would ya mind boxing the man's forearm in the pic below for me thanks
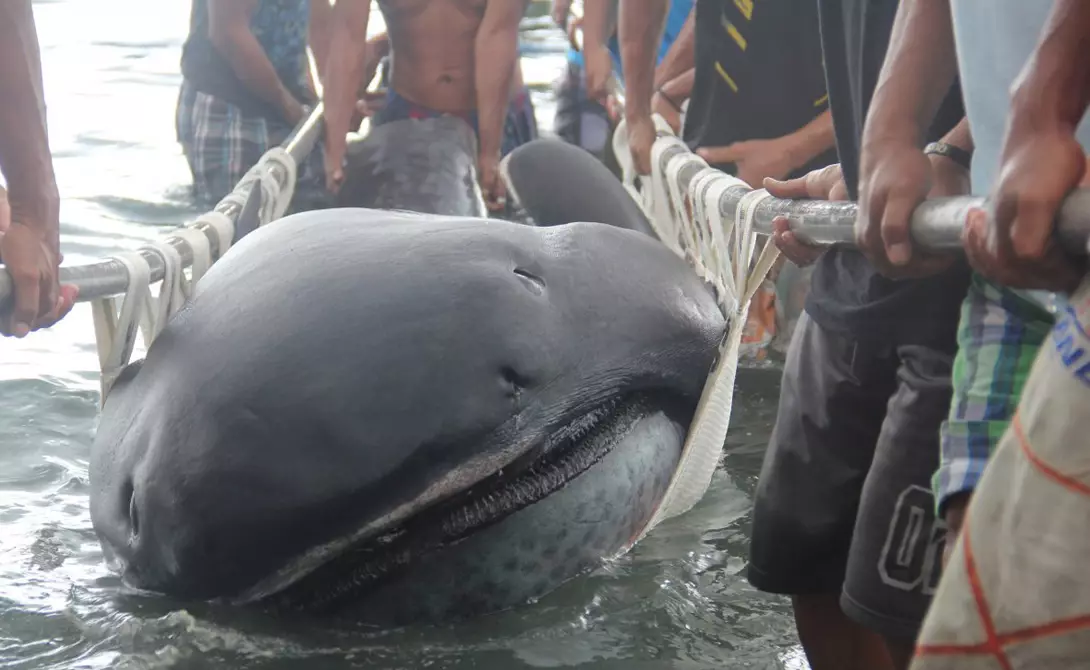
[941,116,973,152]
[323,0,371,149]
[475,22,521,160]
[785,108,835,171]
[864,0,959,146]
[653,8,694,88]
[214,26,299,117]
[658,68,694,105]
[1010,0,1090,131]
[308,0,333,84]
[619,0,668,120]
[581,0,617,54]
[0,0,58,239]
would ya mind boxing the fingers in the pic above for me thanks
[6,264,40,338]
[878,188,918,266]
[696,144,740,165]
[32,282,77,332]
[771,216,823,267]
[965,204,1083,292]
[828,178,850,201]
[762,175,812,200]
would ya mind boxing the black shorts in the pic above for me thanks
[746,311,952,641]
[552,62,612,160]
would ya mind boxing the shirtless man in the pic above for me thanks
[322,0,530,211]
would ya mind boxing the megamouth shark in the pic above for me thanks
[89,118,727,626]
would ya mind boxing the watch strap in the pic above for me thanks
[924,141,972,171]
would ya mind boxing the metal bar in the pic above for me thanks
[0,103,326,305]
[653,140,1090,256]
[583,17,1090,255]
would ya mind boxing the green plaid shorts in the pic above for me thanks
[933,273,1058,513]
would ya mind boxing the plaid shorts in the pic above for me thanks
[933,273,1058,513]
[175,79,325,207]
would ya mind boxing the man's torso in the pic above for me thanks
[379,0,488,114]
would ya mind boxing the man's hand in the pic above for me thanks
[323,133,347,193]
[584,43,614,103]
[697,136,800,189]
[856,138,959,278]
[0,197,77,338]
[478,152,506,212]
[651,91,682,133]
[761,164,847,267]
[551,0,572,28]
[963,131,1086,293]
[626,113,656,176]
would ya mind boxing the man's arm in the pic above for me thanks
[619,0,668,126]
[653,7,694,89]
[0,1,76,337]
[207,0,304,124]
[308,0,333,86]
[962,0,1090,293]
[855,0,961,275]
[619,0,668,174]
[0,0,56,245]
[1011,0,1090,135]
[581,0,618,100]
[863,0,959,148]
[320,0,371,191]
[475,0,528,167]
[657,68,694,105]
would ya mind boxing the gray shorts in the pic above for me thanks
[746,311,953,641]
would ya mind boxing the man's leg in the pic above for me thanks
[748,312,900,670]
[839,343,956,670]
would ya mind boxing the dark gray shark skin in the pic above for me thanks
[335,116,488,218]
[502,138,657,237]
[88,208,725,626]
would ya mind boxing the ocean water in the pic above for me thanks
[0,2,805,667]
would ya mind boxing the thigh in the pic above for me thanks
[747,312,897,595]
[841,343,954,641]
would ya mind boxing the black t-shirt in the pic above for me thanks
[682,0,838,180]
[806,0,971,352]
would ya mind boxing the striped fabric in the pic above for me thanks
[932,273,1057,513]
[175,80,325,205]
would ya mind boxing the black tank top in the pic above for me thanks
[681,0,837,179]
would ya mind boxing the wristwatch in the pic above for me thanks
[923,141,972,171]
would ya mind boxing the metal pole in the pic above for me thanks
[570,13,1090,256]
[0,103,326,305]
[650,131,1090,257]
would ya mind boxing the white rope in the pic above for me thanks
[615,120,785,537]
[171,227,212,296]
[192,210,234,262]
[138,237,186,347]
[259,147,297,223]
[92,251,151,404]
